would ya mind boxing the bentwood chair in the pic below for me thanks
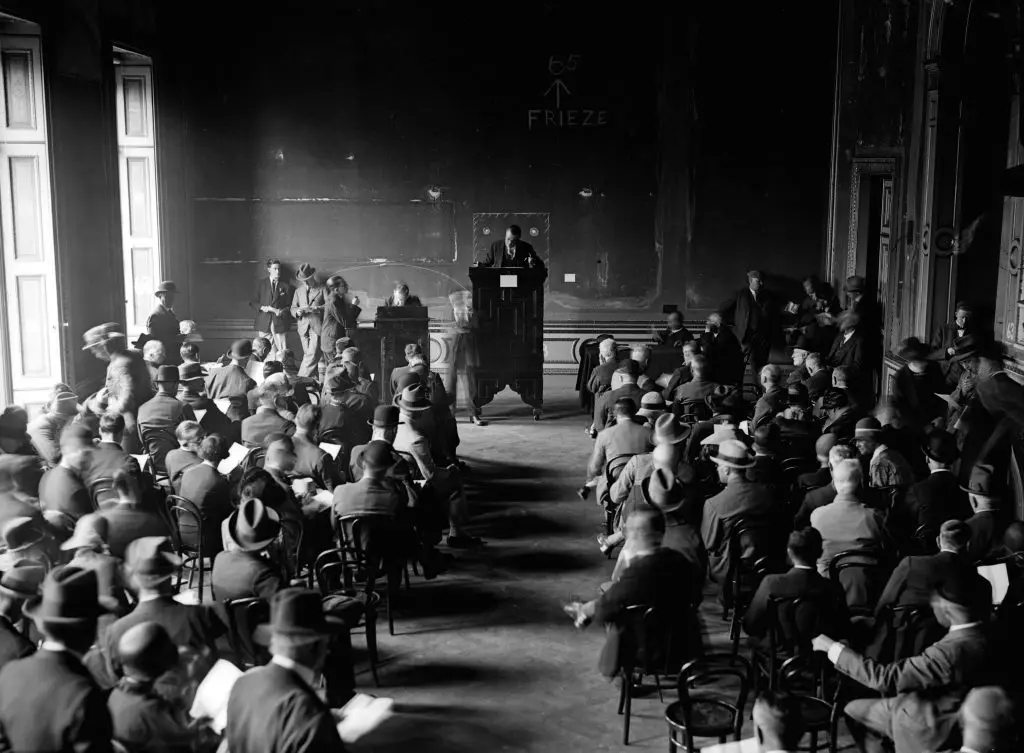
[665,656,752,753]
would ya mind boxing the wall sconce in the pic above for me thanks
[345,153,356,161]
[273,148,285,163]
[427,186,442,200]
[529,227,540,237]
[579,187,593,198]
[482,226,492,236]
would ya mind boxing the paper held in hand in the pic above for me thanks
[655,373,673,389]
[189,659,243,734]
[785,301,800,315]
[213,398,232,414]
[319,442,342,460]
[217,443,250,475]
[935,392,960,411]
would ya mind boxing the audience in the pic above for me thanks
[205,339,257,422]
[86,412,141,488]
[579,397,652,501]
[672,355,719,411]
[661,340,701,402]
[594,360,646,432]
[753,365,786,430]
[178,434,234,557]
[165,420,205,493]
[0,561,44,669]
[963,463,1005,562]
[803,351,832,402]
[900,431,970,549]
[852,416,915,489]
[101,470,172,558]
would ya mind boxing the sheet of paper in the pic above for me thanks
[785,301,799,315]
[217,442,249,475]
[130,454,149,472]
[655,373,673,388]
[213,398,232,414]
[336,695,394,743]
[319,442,342,460]
[935,392,960,410]
[978,563,1009,605]
[499,274,518,288]
[291,478,315,497]
[245,358,265,384]
[190,659,243,734]
[193,408,207,423]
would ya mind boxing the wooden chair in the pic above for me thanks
[603,453,636,535]
[336,514,404,637]
[139,425,177,486]
[751,596,828,695]
[665,656,752,753]
[616,604,678,745]
[775,661,835,753]
[223,596,270,668]
[724,522,783,643]
[314,547,380,686]
[827,549,890,617]
[166,494,212,603]
[88,476,118,510]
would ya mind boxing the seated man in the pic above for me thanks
[608,414,692,518]
[137,365,196,440]
[164,420,204,494]
[630,344,660,392]
[787,336,812,387]
[653,310,693,348]
[744,527,848,640]
[813,572,1000,753]
[564,508,702,678]
[177,361,237,444]
[803,352,832,403]
[319,367,374,452]
[0,561,44,671]
[85,411,142,488]
[38,423,94,521]
[205,339,257,422]
[593,360,646,433]
[952,686,1016,753]
[390,343,422,396]
[794,444,858,529]
[795,432,839,493]
[900,431,970,550]
[291,404,343,492]
[349,406,414,482]
[853,417,915,489]
[671,355,719,411]
[101,471,172,559]
[661,340,701,403]
[178,434,234,557]
[212,497,285,601]
[752,364,787,431]
[242,379,296,448]
[587,337,620,403]
[963,463,1006,562]
[578,397,652,501]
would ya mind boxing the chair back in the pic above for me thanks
[336,514,404,589]
[618,604,676,677]
[166,494,202,555]
[89,477,118,510]
[139,425,177,479]
[605,454,635,485]
[239,446,266,476]
[768,595,826,657]
[827,548,889,615]
[680,400,711,422]
[223,596,270,668]
[887,604,941,660]
[675,656,752,737]
[314,547,349,594]
[276,517,303,583]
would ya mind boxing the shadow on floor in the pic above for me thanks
[490,549,597,574]
[470,511,576,539]
[460,459,564,480]
[380,660,528,688]
[357,703,541,752]
[468,481,567,505]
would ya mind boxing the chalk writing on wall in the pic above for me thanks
[527,55,609,130]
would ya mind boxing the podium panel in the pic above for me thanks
[468,267,546,418]
[374,307,429,403]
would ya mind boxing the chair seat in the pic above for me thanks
[793,696,830,729]
[665,699,736,736]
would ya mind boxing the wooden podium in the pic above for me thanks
[468,266,546,419]
[374,306,429,403]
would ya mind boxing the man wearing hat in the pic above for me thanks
[0,561,43,669]
[787,334,813,387]
[290,263,327,380]
[594,359,647,433]
[145,280,182,364]
[853,416,915,489]
[83,322,154,453]
[774,383,819,458]
[249,258,294,362]
[319,367,374,450]
[813,570,999,753]
[292,404,343,492]
[645,466,706,584]
[719,269,780,396]
[61,513,130,621]
[747,423,784,486]
[0,566,115,751]
[320,276,361,350]
[138,366,198,462]
[212,498,284,602]
[893,337,946,434]
[349,405,411,482]
[901,432,970,548]
[701,438,780,588]
[962,463,1006,562]
[580,397,653,502]
[178,362,238,444]
[699,312,745,387]
[107,622,195,753]
[826,310,869,386]
[205,339,258,422]
[637,391,667,426]
[242,379,296,448]
[26,389,78,464]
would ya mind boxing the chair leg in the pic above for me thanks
[622,675,632,745]
[387,589,395,636]
[654,672,663,702]
[196,556,204,604]
[365,610,380,687]
[810,729,818,753]
[617,674,627,715]
[403,563,411,591]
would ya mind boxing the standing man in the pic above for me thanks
[145,281,181,365]
[249,258,293,362]
[719,270,778,395]
[290,264,326,381]
[83,323,153,454]
[445,290,485,426]
[479,224,546,269]
[320,276,361,349]
[699,312,745,387]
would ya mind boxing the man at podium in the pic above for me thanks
[478,224,546,269]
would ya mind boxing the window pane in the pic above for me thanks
[123,76,147,137]
[127,157,152,237]
[131,247,154,327]
[16,275,48,377]
[2,50,34,129]
[10,156,41,260]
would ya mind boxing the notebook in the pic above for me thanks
[217,442,249,475]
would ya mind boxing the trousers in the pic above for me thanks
[257,326,288,363]
[297,330,323,380]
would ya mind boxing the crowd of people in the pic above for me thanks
[571,270,1024,752]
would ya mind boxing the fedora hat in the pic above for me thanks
[368,405,400,428]
[642,467,685,513]
[854,416,882,436]
[961,462,997,497]
[653,413,690,445]
[950,334,979,362]
[700,424,744,447]
[60,513,108,552]
[898,337,930,361]
[126,536,183,587]
[254,587,347,645]
[712,439,755,469]
[118,621,180,682]
[154,365,179,384]
[923,430,958,465]
[178,362,207,382]
[227,498,281,552]
[326,369,356,396]
[155,281,178,295]
[0,407,28,441]
[230,339,253,359]
[0,560,45,600]
[845,275,866,293]
[23,565,116,625]
[393,383,431,412]
[81,322,125,351]
[296,263,316,281]
[3,516,48,553]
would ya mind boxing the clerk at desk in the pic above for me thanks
[479,224,546,269]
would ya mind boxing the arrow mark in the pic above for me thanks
[544,79,571,109]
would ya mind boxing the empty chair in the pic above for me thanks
[665,656,752,753]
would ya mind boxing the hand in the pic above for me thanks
[260,305,272,313]
[812,634,835,653]
[273,308,283,316]
[947,346,956,356]
[352,296,360,306]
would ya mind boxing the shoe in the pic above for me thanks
[447,534,484,549]
[576,486,590,501]
[589,428,598,439]
[597,534,614,558]
[469,415,488,426]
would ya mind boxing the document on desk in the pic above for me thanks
[217,443,249,475]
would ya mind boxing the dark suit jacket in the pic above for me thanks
[661,365,692,402]
[108,683,193,753]
[348,443,411,482]
[902,470,971,544]
[85,441,140,491]
[179,392,240,445]
[480,239,545,269]
[212,550,282,603]
[146,303,181,356]
[587,359,620,398]
[965,511,1002,563]
[594,383,647,432]
[227,662,345,753]
[699,329,745,386]
[827,330,867,379]
[655,327,693,348]
[101,503,172,559]
[804,367,833,402]
[794,482,837,529]
[333,476,407,520]
[249,278,295,332]
[875,551,980,615]
[893,364,946,432]
[0,619,32,673]
[178,463,233,555]
[0,649,114,753]
[165,448,200,493]
[293,435,343,492]
[205,365,257,422]
[241,408,296,447]
[701,476,780,584]
[743,566,849,639]
[390,365,412,395]
[753,386,787,430]
[320,290,361,344]
[720,288,777,346]
[39,465,93,520]
[797,467,832,491]
[138,395,196,433]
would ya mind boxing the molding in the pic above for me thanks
[846,166,861,277]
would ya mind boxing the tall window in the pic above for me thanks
[0,22,61,413]
[114,49,161,339]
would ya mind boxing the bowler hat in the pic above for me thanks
[178,362,207,382]
[854,416,882,436]
[712,439,755,469]
[393,383,431,412]
[923,431,958,465]
[326,370,356,395]
[154,365,179,384]
[126,536,183,587]
[951,334,979,362]
[638,392,666,422]
[653,413,690,445]
[846,275,866,293]
[898,336,930,361]
[230,339,253,359]
[155,281,178,295]
[792,335,812,353]
[368,405,400,428]
[52,391,79,417]
[362,440,393,472]
[786,383,809,408]
[961,463,997,497]
[3,516,48,553]
[0,560,45,600]
[642,467,685,513]
[296,263,316,281]
[118,622,180,682]
[254,587,346,645]
[227,498,281,552]
[60,513,109,552]
[81,322,125,351]
[23,566,116,625]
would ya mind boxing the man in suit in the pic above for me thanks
[827,310,868,388]
[320,367,374,452]
[654,310,693,348]
[383,280,423,308]
[587,338,620,401]
[719,270,779,394]
[796,433,838,492]
[593,360,647,433]
[701,439,780,587]
[580,397,653,501]
[26,390,77,465]
[671,355,719,409]
[138,365,197,472]
[145,280,182,364]
[290,263,326,380]
[565,507,701,678]
[390,343,422,396]
[930,301,974,386]
[900,432,970,549]
[660,340,700,403]
[744,527,849,640]
[100,473,172,559]
[178,434,234,557]
[962,463,1005,562]
[83,322,154,454]
[794,444,858,528]
[212,498,283,601]
[752,365,787,430]
[178,361,238,444]
[853,416,915,489]
[786,335,813,387]
[699,312,745,387]
[206,339,258,423]
[349,405,411,482]
[39,423,94,521]
[892,338,946,435]
[0,566,115,751]
[85,412,141,489]
[164,420,204,494]
[292,404,343,492]
[803,352,833,403]
[813,572,1000,753]
[320,275,361,348]
[964,356,1024,484]
[478,224,546,269]
[249,258,294,361]
[242,381,296,447]
[0,562,43,671]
